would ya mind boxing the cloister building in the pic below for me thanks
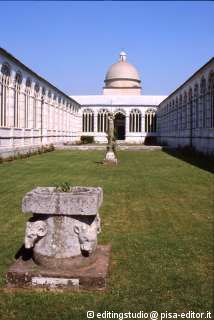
[0,47,213,156]
[157,58,214,154]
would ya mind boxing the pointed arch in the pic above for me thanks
[82,108,94,132]
[0,63,11,127]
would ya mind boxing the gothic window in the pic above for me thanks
[97,109,109,132]
[183,92,187,130]
[82,109,94,132]
[200,77,207,128]
[179,94,182,131]
[175,97,179,130]
[194,83,199,128]
[25,78,31,128]
[145,109,156,133]
[0,63,11,127]
[209,72,214,128]
[188,87,193,130]
[33,82,40,129]
[129,109,142,132]
[14,71,22,128]
[42,87,46,96]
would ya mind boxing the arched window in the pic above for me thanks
[129,109,141,132]
[145,109,157,133]
[200,77,207,128]
[33,82,40,129]
[97,109,109,132]
[47,90,52,130]
[194,83,199,128]
[14,71,22,128]
[0,63,11,127]
[188,87,193,130]
[175,97,179,131]
[82,109,94,132]
[179,94,182,131]
[25,78,31,128]
[183,92,187,130]
[208,72,214,128]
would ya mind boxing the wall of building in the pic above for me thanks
[157,58,214,154]
[81,105,157,143]
[103,88,141,96]
[0,49,81,156]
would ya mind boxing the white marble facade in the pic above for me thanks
[157,58,214,154]
[0,48,81,151]
[0,47,214,154]
[72,95,165,144]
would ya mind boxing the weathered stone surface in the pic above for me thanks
[22,187,103,216]
[104,151,118,164]
[28,214,101,264]
[6,245,111,291]
[6,185,111,291]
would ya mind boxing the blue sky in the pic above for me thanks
[0,1,213,96]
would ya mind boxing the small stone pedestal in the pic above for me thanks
[103,150,118,165]
[6,186,111,291]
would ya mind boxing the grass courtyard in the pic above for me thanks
[0,150,213,320]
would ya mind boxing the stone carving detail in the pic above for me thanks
[22,186,103,268]
[25,220,47,249]
[74,215,101,255]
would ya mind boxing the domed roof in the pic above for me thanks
[105,51,141,82]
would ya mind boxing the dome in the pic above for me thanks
[105,51,141,83]
[103,52,141,95]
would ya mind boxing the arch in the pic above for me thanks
[13,71,23,127]
[24,78,32,129]
[113,108,126,116]
[114,112,126,140]
[208,71,214,128]
[200,77,207,128]
[145,108,156,133]
[0,63,11,127]
[1,63,11,76]
[82,108,94,132]
[193,83,199,129]
[26,77,32,88]
[97,108,109,132]
[129,108,142,132]
[15,71,22,84]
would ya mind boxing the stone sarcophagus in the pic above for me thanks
[6,186,110,291]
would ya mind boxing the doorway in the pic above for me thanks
[114,113,126,140]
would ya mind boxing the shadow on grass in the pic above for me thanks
[163,147,214,174]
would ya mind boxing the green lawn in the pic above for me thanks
[0,150,213,319]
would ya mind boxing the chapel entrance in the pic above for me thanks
[114,113,126,140]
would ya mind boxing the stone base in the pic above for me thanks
[5,245,111,291]
[103,151,118,165]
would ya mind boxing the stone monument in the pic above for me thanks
[104,113,118,165]
[6,186,111,291]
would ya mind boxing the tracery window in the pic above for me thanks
[175,97,179,130]
[188,87,193,130]
[145,109,156,133]
[14,71,22,128]
[33,82,40,129]
[183,92,187,130]
[194,84,199,129]
[179,95,182,131]
[82,109,94,132]
[24,78,31,128]
[97,109,109,132]
[129,109,141,132]
[209,72,214,128]
[200,77,207,128]
[0,63,10,127]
